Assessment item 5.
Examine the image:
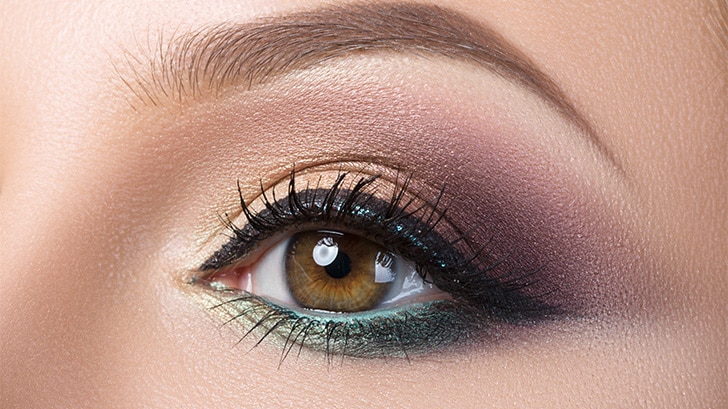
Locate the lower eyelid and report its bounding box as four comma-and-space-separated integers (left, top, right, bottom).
197, 284, 483, 359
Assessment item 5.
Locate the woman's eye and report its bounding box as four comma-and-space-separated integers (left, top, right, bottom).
194, 170, 558, 360
210, 230, 444, 313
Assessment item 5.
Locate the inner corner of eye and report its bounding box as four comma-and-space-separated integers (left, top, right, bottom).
204, 232, 297, 292
205, 264, 254, 292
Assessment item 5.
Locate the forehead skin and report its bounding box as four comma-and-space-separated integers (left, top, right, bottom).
0, 1, 726, 408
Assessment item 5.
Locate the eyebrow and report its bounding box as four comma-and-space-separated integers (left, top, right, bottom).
118, 3, 620, 170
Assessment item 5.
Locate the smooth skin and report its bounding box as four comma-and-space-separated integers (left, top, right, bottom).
1, 1, 726, 408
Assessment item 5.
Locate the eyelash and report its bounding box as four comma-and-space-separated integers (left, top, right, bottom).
195, 170, 559, 361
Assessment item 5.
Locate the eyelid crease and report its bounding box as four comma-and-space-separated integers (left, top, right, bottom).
113, 3, 623, 174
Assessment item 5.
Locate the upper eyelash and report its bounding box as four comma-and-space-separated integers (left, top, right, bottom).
200, 170, 446, 270
199, 169, 558, 319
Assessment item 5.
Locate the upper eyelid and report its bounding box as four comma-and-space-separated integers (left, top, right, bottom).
112, 3, 622, 174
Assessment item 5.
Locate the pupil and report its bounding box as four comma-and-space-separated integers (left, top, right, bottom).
324, 251, 352, 279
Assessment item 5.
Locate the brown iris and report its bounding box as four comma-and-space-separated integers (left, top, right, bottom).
285, 231, 396, 312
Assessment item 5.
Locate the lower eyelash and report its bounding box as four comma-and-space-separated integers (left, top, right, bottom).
202, 283, 483, 363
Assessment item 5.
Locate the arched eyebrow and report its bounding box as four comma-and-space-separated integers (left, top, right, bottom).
117, 3, 621, 171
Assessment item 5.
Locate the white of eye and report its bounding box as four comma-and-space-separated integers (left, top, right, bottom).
374, 251, 396, 283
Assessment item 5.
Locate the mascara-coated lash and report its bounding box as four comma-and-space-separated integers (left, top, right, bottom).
195, 170, 559, 359
200, 287, 483, 360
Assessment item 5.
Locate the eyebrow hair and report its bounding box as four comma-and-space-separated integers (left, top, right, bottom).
708, 0, 728, 56
118, 3, 620, 170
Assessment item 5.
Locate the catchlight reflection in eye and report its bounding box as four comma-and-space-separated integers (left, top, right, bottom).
210, 230, 444, 314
